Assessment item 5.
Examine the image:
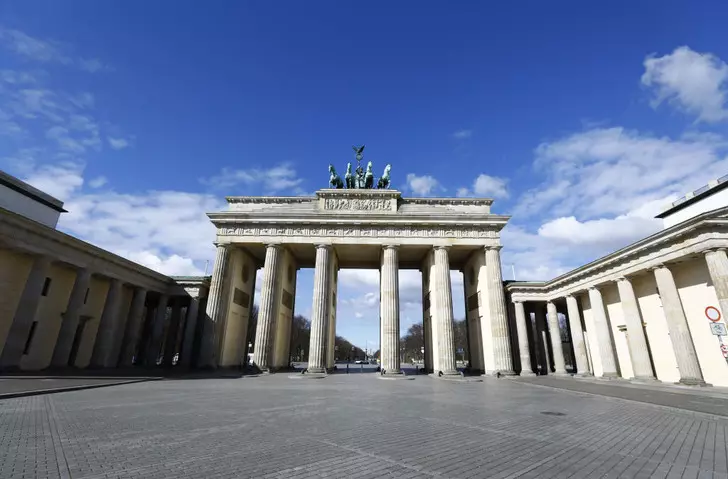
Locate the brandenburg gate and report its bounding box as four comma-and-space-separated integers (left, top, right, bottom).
199, 150, 512, 378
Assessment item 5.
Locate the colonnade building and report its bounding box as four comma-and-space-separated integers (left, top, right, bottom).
2, 168, 728, 389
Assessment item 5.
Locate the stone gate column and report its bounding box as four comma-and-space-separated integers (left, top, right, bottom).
588, 286, 619, 378
163, 299, 183, 366
90, 278, 123, 369
565, 294, 591, 376
380, 245, 402, 375
546, 301, 568, 375
178, 296, 200, 368
705, 249, 728, 320
145, 294, 169, 366
616, 277, 656, 381
0, 255, 52, 369
433, 246, 458, 376
253, 244, 283, 371
653, 265, 706, 385
52, 268, 92, 368
308, 244, 332, 374
199, 244, 231, 368
118, 287, 148, 367
513, 301, 535, 376
485, 246, 515, 375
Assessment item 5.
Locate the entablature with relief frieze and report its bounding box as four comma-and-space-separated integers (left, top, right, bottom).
215, 223, 500, 243
508, 229, 728, 303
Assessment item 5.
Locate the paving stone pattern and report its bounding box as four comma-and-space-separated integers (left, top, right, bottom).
1, 375, 727, 478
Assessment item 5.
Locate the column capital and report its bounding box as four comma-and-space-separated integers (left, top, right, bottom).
212, 242, 231, 249
382, 244, 400, 251
433, 245, 451, 252
512, 299, 523, 305
265, 243, 284, 250
484, 245, 503, 252
565, 293, 575, 299
649, 263, 668, 272
704, 247, 728, 255
588, 285, 600, 291
314, 243, 332, 251
614, 276, 631, 283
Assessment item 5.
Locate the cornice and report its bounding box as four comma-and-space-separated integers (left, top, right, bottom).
506, 206, 728, 297
0, 206, 176, 291
207, 212, 510, 226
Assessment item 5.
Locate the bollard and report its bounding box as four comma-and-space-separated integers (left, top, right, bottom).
360, 363, 363, 373
346, 363, 349, 374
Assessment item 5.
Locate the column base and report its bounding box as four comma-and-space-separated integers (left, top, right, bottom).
306, 366, 327, 375
676, 377, 711, 387
575, 372, 593, 378
485, 369, 517, 377
598, 372, 623, 380
378, 370, 415, 381
519, 370, 537, 377
552, 371, 572, 377
630, 376, 661, 384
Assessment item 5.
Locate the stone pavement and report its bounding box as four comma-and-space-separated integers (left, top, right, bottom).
513, 375, 728, 417
1, 374, 727, 478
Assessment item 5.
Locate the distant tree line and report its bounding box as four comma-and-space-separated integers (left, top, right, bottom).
246, 306, 366, 362
373, 319, 470, 363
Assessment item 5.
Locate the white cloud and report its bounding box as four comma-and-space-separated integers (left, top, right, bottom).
0, 70, 38, 85
201, 163, 304, 194
517, 127, 728, 219
0, 27, 108, 72
452, 129, 472, 139
457, 174, 509, 198
405, 173, 441, 196
642, 46, 728, 123
60, 187, 222, 275
23, 162, 84, 201
88, 176, 107, 188
505, 125, 728, 281
108, 137, 129, 150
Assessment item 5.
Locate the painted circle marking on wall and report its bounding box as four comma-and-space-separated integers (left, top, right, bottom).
705, 306, 722, 322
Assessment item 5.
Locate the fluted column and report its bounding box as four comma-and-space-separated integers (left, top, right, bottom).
616, 277, 656, 381
308, 244, 332, 374
118, 287, 148, 367
546, 301, 568, 375
433, 246, 458, 376
145, 294, 169, 366
380, 245, 401, 375
90, 278, 123, 368
565, 295, 591, 376
485, 246, 515, 375
253, 244, 283, 371
0, 255, 52, 368
51, 268, 92, 368
178, 297, 200, 368
513, 301, 535, 376
199, 244, 231, 368
163, 300, 183, 366
653, 265, 706, 385
588, 286, 619, 378
705, 249, 728, 321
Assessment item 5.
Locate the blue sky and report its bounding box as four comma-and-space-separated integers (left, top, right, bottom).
2, 1, 728, 350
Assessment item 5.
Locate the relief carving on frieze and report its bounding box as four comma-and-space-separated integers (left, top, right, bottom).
219, 224, 498, 239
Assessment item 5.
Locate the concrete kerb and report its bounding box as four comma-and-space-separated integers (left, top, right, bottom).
0, 377, 161, 400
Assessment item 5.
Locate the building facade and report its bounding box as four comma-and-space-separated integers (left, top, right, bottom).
2, 169, 728, 389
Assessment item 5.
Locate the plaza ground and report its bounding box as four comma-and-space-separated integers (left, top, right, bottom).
2, 375, 728, 478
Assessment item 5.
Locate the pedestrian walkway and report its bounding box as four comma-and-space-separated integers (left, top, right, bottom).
513, 375, 728, 417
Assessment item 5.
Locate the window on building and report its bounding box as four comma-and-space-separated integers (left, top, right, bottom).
41, 277, 51, 297
23, 322, 38, 355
